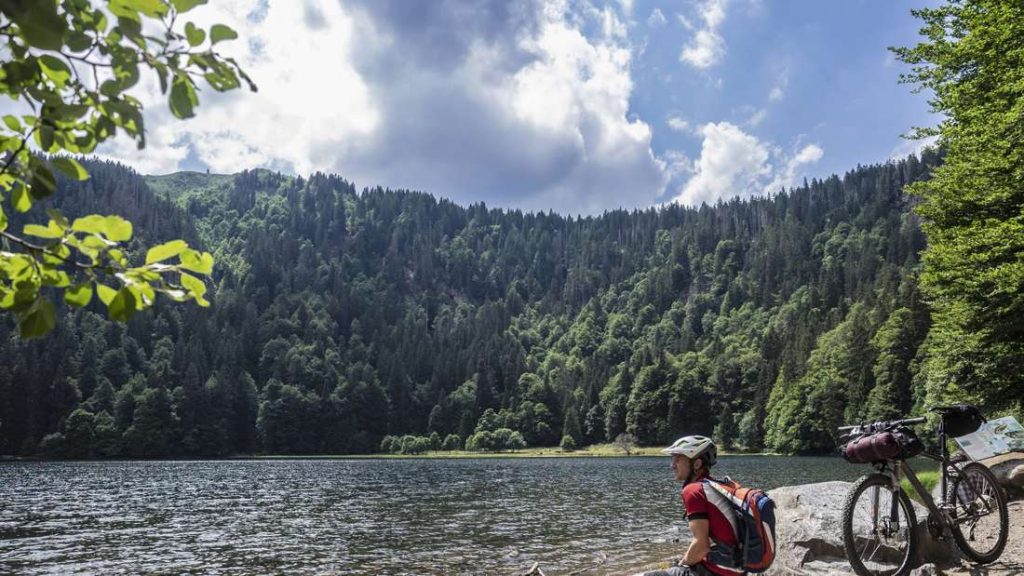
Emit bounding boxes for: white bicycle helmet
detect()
[662,435,717,466]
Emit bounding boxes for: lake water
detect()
[0,456,871,575]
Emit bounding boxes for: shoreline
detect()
[1,448,788,462]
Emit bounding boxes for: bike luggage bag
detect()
[843,431,902,463]
[942,404,986,437]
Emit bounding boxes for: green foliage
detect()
[442,434,463,451]
[560,434,577,451]
[0,0,254,337]
[893,0,1024,413]
[465,428,527,452]
[901,470,940,505]
[0,152,945,458]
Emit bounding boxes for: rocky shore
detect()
[627,453,1024,576]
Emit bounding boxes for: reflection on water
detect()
[0,456,865,575]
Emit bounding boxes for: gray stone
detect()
[766,481,961,575]
[982,453,1024,498]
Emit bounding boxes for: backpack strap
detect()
[700,478,744,569]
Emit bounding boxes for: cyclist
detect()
[642,435,742,576]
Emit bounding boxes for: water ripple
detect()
[0,456,863,575]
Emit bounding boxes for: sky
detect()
[99,0,941,215]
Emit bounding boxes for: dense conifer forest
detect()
[2,149,1010,458]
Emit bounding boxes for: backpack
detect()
[701,477,777,573]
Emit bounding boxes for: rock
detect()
[909,563,941,575]
[767,481,960,575]
[981,453,1024,499]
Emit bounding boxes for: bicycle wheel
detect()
[842,473,918,576]
[948,461,1009,563]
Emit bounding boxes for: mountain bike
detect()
[836,404,1009,576]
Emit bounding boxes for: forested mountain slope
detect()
[0,151,957,457]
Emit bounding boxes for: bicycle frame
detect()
[872,417,959,532]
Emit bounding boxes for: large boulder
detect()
[767,481,960,575]
[980,452,1024,500]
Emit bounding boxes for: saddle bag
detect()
[941,404,986,438]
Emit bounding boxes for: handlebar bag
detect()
[843,431,902,463]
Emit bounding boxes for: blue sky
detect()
[99,0,940,215]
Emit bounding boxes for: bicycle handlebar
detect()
[837,416,927,433]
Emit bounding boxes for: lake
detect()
[0,456,871,575]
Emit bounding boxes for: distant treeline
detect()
[0,150,995,458]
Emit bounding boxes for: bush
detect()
[442,434,463,451]
[399,435,419,454]
[380,435,397,453]
[428,431,441,450]
[560,435,577,451]
[612,432,638,455]
[902,470,940,504]
[465,430,494,452]
[507,431,527,451]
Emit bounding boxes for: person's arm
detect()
[680,518,712,566]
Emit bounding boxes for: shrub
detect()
[442,434,463,451]
[560,435,577,451]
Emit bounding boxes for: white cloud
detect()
[94,0,667,215]
[673,122,770,205]
[768,86,784,102]
[647,8,667,27]
[746,108,767,127]
[97,0,379,175]
[889,135,939,160]
[667,116,691,133]
[679,0,728,69]
[764,143,824,194]
[672,122,824,205]
[662,149,694,179]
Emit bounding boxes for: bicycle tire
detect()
[842,473,918,576]
[948,461,1009,564]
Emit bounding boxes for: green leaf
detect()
[29,164,57,200]
[145,239,188,264]
[185,22,205,47]
[51,157,90,181]
[110,0,167,18]
[127,282,155,308]
[41,268,70,287]
[107,287,137,321]
[172,0,206,13]
[0,205,6,231]
[66,31,92,52]
[18,298,56,339]
[179,249,214,274]
[23,222,63,239]
[38,55,72,86]
[6,1,66,51]
[103,216,133,242]
[168,74,198,119]
[180,271,209,306]
[11,182,32,212]
[96,284,117,305]
[64,283,93,308]
[3,115,21,132]
[209,24,238,45]
[71,215,133,241]
[36,124,55,152]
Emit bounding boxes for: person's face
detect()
[671,454,693,482]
